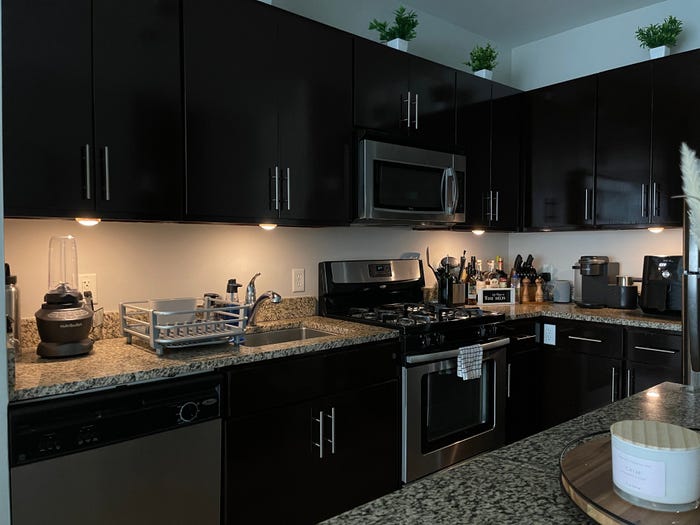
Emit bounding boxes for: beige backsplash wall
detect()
[507,229,684,283]
[5,218,508,319]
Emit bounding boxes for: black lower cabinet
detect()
[501,320,542,443]
[540,320,623,429]
[623,328,682,396]
[223,341,400,524]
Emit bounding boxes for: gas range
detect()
[318,259,505,356]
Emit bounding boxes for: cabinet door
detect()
[354,38,410,135]
[651,50,700,227]
[490,83,522,230]
[409,56,456,147]
[224,402,319,524]
[525,76,596,230]
[316,380,399,522]
[277,12,351,225]
[3,0,93,218]
[506,347,542,443]
[596,62,652,227]
[540,346,579,429]
[184,0,278,222]
[456,72,491,227]
[93,0,183,220]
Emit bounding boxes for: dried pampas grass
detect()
[680,142,700,244]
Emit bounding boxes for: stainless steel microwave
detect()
[356,139,466,225]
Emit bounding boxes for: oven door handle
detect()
[404,337,510,364]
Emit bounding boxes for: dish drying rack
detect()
[120,297,248,355]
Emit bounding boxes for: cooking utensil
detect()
[513,254,523,273]
[426,246,440,283]
[440,256,459,269]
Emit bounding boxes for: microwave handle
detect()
[440,168,448,212]
[443,167,457,215]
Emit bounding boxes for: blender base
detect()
[37,339,93,358]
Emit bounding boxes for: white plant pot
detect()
[649,45,670,59]
[474,69,493,80]
[387,38,408,52]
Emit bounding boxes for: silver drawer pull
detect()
[633,345,676,354]
[568,335,602,343]
[313,410,324,459]
[325,407,336,454]
[507,363,511,398]
[515,334,536,341]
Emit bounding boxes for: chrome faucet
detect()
[247,291,282,326]
[245,272,261,305]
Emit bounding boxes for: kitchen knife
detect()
[513,254,523,273]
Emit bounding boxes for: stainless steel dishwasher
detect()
[9,373,222,525]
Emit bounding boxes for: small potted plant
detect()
[465,43,498,80]
[369,6,418,52]
[635,15,683,59]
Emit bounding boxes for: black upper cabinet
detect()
[184,0,351,225]
[457,75,521,231]
[3,0,183,220]
[354,38,455,149]
[596,62,652,227]
[651,49,700,226]
[524,76,596,230]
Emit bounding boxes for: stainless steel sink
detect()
[241,327,334,347]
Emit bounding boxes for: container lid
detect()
[579,256,609,265]
[611,420,700,451]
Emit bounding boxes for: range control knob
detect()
[178,401,199,423]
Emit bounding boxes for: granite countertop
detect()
[490,302,682,332]
[11,316,398,402]
[325,382,699,524]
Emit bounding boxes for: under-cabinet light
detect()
[75,218,101,227]
[471,229,485,236]
[648,227,665,234]
[259,223,277,231]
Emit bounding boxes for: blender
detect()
[35,235,93,357]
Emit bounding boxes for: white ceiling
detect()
[407,0,668,47]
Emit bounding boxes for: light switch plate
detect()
[543,323,556,346]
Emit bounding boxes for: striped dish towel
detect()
[457,344,483,381]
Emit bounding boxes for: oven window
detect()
[373,160,464,213]
[421,361,493,453]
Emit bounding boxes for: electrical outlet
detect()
[79,273,98,303]
[543,323,556,346]
[292,268,305,293]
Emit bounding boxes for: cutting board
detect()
[559,434,700,525]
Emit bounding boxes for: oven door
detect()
[402,338,508,483]
[357,139,466,224]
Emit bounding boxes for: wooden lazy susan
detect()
[559,433,700,525]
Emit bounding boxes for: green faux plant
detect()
[465,43,498,72]
[635,15,683,48]
[369,6,419,42]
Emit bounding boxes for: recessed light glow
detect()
[259,223,277,231]
[646,390,660,398]
[648,227,665,234]
[472,229,485,236]
[75,218,101,226]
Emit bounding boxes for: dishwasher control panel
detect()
[9,374,222,466]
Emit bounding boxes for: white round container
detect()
[610,420,700,512]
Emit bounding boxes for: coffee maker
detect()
[575,256,619,308]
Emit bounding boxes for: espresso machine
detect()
[575,256,619,308]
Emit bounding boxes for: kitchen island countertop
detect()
[11,316,398,402]
[325,382,699,524]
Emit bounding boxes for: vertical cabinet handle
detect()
[82,144,92,200]
[495,191,500,222]
[271,166,280,211]
[611,367,616,403]
[626,368,632,398]
[102,146,111,201]
[584,188,590,221]
[507,363,511,398]
[402,91,412,129]
[641,184,648,218]
[286,168,291,211]
[313,410,324,459]
[414,93,419,129]
[325,407,336,454]
[652,182,660,217]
